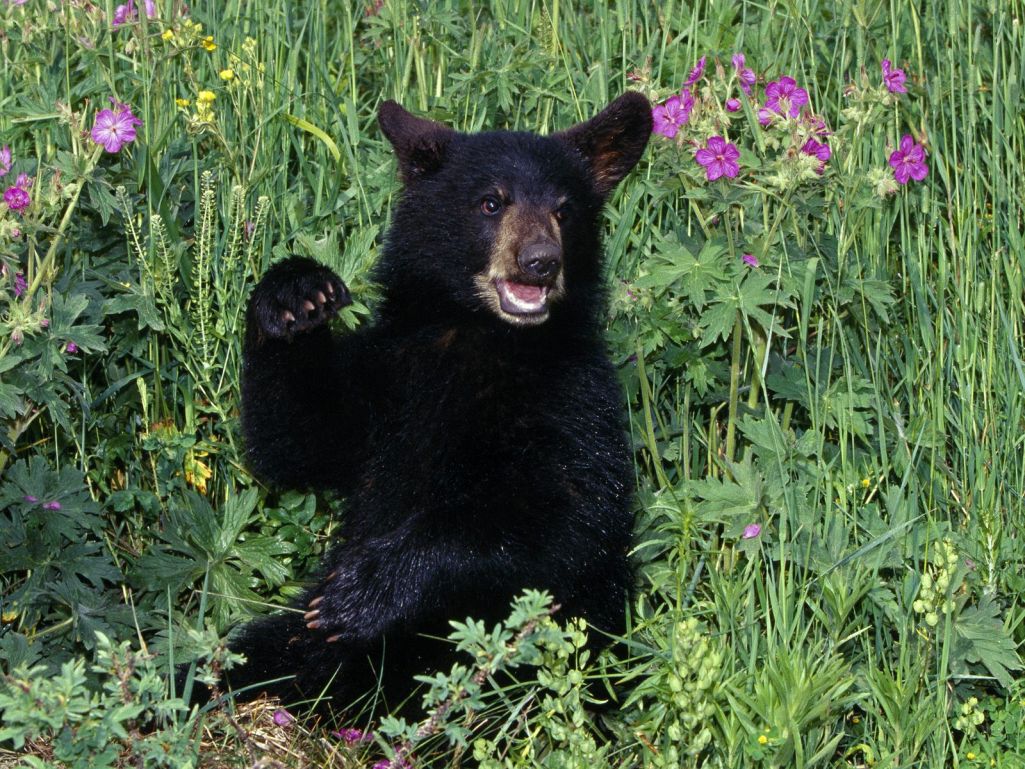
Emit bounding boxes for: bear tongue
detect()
[496,279,548,315]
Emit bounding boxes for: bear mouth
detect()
[494,278,551,317]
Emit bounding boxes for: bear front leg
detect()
[241,256,373,493]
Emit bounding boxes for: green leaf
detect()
[951,596,1023,688]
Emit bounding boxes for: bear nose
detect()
[518,242,562,279]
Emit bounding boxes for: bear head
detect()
[375,93,652,328]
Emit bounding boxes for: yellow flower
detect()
[861,477,870,488]
[202,35,217,52]
[966,754,976,761]
[757,735,768,745]
[161,29,175,42]
[219,69,235,81]
[175,98,191,108]
[1,609,17,623]
[197,90,216,103]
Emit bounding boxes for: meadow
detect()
[1,0,1023,766]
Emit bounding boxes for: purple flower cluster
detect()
[3,153,31,213]
[91,98,143,153]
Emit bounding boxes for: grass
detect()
[1,0,1023,767]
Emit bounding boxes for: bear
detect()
[182,92,652,717]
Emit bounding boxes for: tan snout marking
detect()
[474,203,567,324]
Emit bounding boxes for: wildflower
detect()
[4,186,30,212]
[0,145,10,176]
[800,137,831,173]
[881,59,907,94]
[725,98,741,112]
[219,69,235,81]
[161,29,175,42]
[334,727,373,744]
[91,100,143,153]
[889,134,928,184]
[652,90,694,138]
[694,136,740,181]
[684,55,706,86]
[112,0,155,28]
[202,35,217,52]
[15,173,31,190]
[742,523,762,539]
[197,90,216,103]
[13,272,27,297]
[742,254,759,268]
[23,495,38,503]
[65,342,79,354]
[42,501,61,511]
[732,53,756,95]
[11,227,20,238]
[175,98,191,108]
[759,76,809,124]
[967,753,977,761]
[272,709,293,726]
[758,734,768,745]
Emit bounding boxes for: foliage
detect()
[1,0,1023,767]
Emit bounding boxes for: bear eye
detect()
[480,195,503,216]
[554,203,572,223]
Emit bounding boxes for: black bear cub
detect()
[193,93,652,715]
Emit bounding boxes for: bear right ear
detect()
[378,101,455,184]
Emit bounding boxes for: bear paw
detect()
[249,257,351,341]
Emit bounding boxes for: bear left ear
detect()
[553,92,653,199]
[378,101,456,184]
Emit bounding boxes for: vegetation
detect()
[1,0,1022,766]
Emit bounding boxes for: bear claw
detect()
[308,595,324,608]
[304,609,320,622]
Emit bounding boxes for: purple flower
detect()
[684,55,706,86]
[4,186,30,212]
[652,90,694,139]
[112,0,155,27]
[91,100,143,153]
[801,137,831,173]
[694,136,741,181]
[23,495,38,503]
[742,523,762,539]
[725,98,741,112]
[334,727,373,744]
[889,134,928,184]
[742,253,759,268]
[272,709,294,726]
[42,501,61,511]
[13,272,27,297]
[760,76,809,124]
[0,146,10,177]
[65,342,79,354]
[881,59,907,94]
[15,173,31,190]
[732,53,756,95]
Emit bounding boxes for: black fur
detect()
[184,93,652,716]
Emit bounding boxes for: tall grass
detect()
[0,1,1022,767]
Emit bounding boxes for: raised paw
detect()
[248,256,352,342]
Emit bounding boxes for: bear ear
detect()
[378,101,455,184]
[553,92,653,199]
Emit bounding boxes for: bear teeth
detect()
[495,279,549,315]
